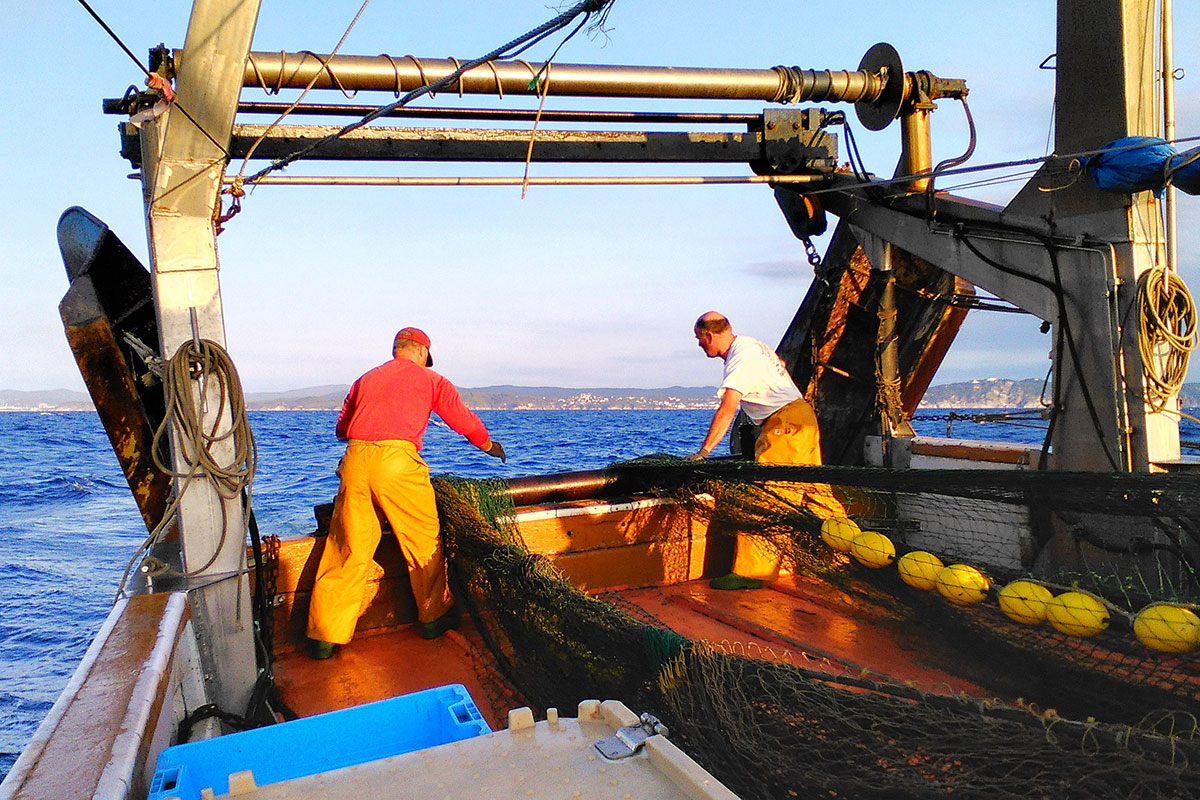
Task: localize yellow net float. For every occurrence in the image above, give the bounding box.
[1133,603,1200,653]
[896,550,943,591]
[997,580,1055,625]
[820,516,861,553]
[849,531,896,568]
[1045,591,1110,637]
[934,564,990,605]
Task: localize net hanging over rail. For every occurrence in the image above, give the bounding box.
[434,460,1200,800]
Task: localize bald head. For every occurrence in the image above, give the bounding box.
[694,311,731,335]
[694,311,735,359]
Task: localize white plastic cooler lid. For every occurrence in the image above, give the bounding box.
[192,699,740,800]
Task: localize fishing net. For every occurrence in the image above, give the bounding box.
[434,463,1200,800]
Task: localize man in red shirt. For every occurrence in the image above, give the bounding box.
[307,327,505,657]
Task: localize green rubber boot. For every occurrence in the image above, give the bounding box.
[309,639,336,660]
[421,608,461,640]
[709,573,763,590]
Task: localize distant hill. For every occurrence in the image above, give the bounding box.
[0,389,95,412]
[11,381,1200,412]
[457,385,717,411]
[244,385,349,410]
[247,385,719,411]
[917,378,1047,409]
[917,378,1200,408]
[2,386,719,412]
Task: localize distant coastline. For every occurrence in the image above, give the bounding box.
[6,378,1200,412]
[0,385,720,413]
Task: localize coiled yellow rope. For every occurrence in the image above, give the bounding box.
[1137,266,1197,413]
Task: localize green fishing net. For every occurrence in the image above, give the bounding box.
[434,462,1200,800]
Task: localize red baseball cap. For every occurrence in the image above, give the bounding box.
[393,327,433,366]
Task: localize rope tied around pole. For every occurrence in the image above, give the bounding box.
[874,302,904,428]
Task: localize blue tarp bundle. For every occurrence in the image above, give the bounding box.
[1168,146,1200,196]
[1088,136,1177,194]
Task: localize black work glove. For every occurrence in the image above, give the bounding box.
[484,440,507,463]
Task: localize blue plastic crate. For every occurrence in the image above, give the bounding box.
[148,683,489,800]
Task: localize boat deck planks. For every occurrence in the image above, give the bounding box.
[273,624,519,731]
[624,577,993,696]
[273,574,1011,730]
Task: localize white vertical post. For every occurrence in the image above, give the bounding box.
[141,0,262,715]
[1162,0,1177,273]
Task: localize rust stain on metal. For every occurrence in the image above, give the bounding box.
[64,319,170,533]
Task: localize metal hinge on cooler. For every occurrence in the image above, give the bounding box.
[594,713,669,759]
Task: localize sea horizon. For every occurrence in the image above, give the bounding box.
[0,377,1086,413]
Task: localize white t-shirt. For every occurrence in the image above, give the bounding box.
[718,336,802,423]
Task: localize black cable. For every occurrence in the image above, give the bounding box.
[952,225,1119,470]
[839,121,872,186]
[1038,361,1057,471]
[176,704,255,743]
[945,295,1032,313]
[75,0,148,78]
[246,502,272,669]
[247,0,615,184]
[1151,518,1200,590]
[923,96,977,217]
[956,225,1068,475]
[930,97,977,179]
[955,227,1059,292]
[512,5,591,64]
[74,0,231,158]
[1043,242,1121,470]
[1173,516,1200,564]
[811,132,1200,205]
[242,496,298,726]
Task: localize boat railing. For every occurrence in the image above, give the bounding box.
[0,593,201,800]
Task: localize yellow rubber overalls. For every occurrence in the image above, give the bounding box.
[307,440,454,645]
[730,398,847,579]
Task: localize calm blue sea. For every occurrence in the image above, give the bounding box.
[0,407,1192,778]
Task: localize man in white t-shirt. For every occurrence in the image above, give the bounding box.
[689,311,843,589]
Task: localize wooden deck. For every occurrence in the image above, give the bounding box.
[274,622,521,730]
[270,492,1064,728]
[273,573,1007,727]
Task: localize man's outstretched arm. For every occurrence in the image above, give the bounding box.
[688,388,743,459]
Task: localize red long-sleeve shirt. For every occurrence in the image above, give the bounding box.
[335,357,489,450]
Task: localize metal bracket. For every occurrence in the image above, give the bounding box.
[123,332,165,381]
[594,713,669,759]
[761,108,837,174]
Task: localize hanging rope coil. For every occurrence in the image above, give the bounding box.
[152,338,257,503]
[117,338,257,596]
[1137,266,1197,413]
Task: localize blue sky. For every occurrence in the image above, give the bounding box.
[2,1,1197,392]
